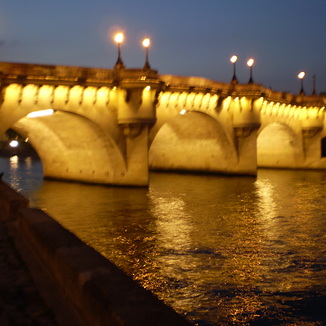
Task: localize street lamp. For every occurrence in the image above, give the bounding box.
[9,140,19,148]
[298,71,305,95]
[142,38,151,70]
[247,58,254,84]
[114,32,125,69]
[230,55,238,84]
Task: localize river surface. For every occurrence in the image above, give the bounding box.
[1,155,326,325]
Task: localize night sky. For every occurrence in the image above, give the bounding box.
[0,0,325,94]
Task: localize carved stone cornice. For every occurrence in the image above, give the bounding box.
[302,127,323,138]
[234,123,261,138]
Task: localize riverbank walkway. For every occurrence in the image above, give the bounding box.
[0,180,192,326]
[0,219,58,325]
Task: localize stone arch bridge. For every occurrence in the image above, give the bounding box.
[0,62,325,186]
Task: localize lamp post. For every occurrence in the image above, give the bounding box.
[114,32,125,69]
[312,74,316,96]
[230,55,238,84]
[298,71,305,95]
[142,38,151,70]
[247,58,254,84]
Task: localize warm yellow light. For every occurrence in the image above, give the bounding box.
[298,71,305,79]
[142,38,150,48]
[180,109,186,115]
[144,86,151,91]
[27,109,54,118]
[230,55,238,63]
[247,58,254,67]
[114,32,124,44]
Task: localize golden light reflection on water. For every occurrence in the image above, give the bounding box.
[2,159,326,326]
[255,178,277,221]
[8,155,20,189]
[152,196,192,251]
[9,155,19,166]
[0,156,43,193]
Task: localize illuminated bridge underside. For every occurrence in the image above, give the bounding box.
[258,123,304,168]
[14,112,126,183]
[0,62,325,186]
[150,112,238,173]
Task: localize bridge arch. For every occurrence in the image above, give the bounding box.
[149,111,238,173]
[11,111,126,183]
[257,122,304,168]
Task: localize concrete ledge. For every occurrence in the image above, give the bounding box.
[1,181,191,326]
[0,181,29,221]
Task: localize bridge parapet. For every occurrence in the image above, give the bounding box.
[296,94,326,107]
[0,62,161,88]
[160,74,229,95]
[229,83,264,96]
[0,62,114,85]
[159,73,326,108]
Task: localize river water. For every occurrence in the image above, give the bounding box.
[1,155,326,325]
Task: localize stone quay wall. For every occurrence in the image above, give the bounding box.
[0,181,191,326]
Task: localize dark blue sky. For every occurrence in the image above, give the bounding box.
[0,0,325,94]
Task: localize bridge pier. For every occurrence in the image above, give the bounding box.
[115,74,159,186]
[234,125,260,174]
[120,124,151,186]
[301,108,325,168]
[232,96,262,175]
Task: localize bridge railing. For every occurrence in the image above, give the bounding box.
[0,62,160,88]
